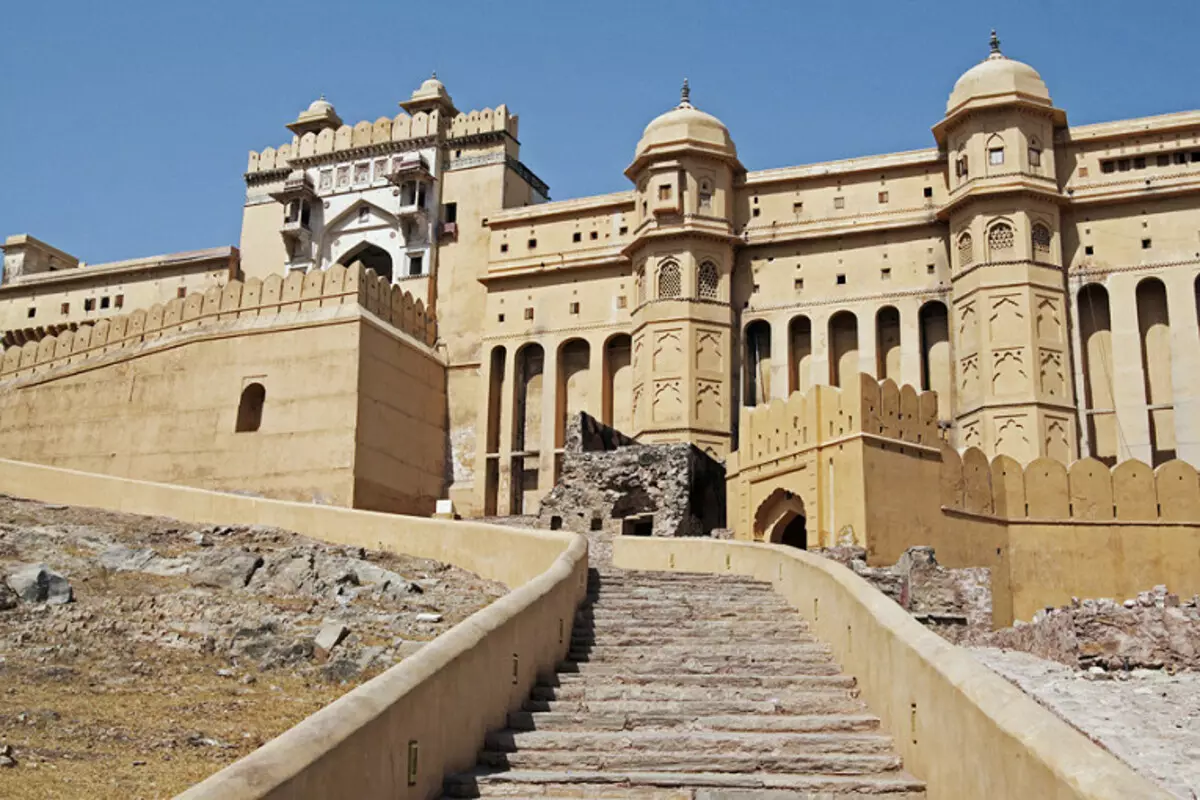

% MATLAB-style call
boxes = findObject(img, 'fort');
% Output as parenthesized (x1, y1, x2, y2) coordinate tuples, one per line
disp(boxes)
(1, 30, 1198, 799)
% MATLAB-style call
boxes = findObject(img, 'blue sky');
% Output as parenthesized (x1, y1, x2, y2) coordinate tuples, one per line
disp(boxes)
(1, 0, 1195, 264)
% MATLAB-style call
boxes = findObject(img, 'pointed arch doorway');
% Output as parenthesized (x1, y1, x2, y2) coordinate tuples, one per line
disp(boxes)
(339, 243, 393, 282)
(753, 487, 808, 549)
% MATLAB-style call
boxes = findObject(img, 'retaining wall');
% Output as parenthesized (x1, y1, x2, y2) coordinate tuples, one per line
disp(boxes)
(0, 458, 587, 799)
(612, 536, 1172, 800)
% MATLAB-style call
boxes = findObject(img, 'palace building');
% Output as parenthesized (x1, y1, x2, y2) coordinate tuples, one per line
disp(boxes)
(3, 32, 1200, 522)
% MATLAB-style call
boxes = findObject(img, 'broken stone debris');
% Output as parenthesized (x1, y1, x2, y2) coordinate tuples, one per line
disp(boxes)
(5, 563, 73, 605)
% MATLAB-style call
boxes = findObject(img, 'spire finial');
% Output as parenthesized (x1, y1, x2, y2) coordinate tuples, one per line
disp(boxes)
(431, 70, 437, 79)
(680, 78, 691, 107)
(989, 29, 1001, 55)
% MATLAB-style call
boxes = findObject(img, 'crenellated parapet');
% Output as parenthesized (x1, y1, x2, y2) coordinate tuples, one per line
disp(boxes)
(0, 263, 437, 382)
(941, 447, 1200, 522)
(246, 105, 518, 175)
(731, 374, 940, 474)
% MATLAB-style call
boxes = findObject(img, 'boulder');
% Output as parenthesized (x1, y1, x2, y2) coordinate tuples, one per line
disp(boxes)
(314, 622, 349, 656)
(99, 546, 191, 577)
(6, 563, 73, 605)
(0, 582, 17, 611)
(190, 548, 263, 589)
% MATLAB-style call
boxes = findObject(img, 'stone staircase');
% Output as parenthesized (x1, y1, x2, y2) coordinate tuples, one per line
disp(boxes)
(443, 569, 926, 799)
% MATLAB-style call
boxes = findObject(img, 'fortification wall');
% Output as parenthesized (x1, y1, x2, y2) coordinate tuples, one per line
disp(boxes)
(728, 376, 1200, 625)
(936, 448, 1200, 622)
(246, 105, 518, 174)
(0, 263, 446, 515)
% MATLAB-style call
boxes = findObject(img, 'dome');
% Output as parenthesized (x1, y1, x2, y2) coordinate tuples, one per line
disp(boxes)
(634, 80, 736, 161)
(306, 96, 335, 115)
(410, 72, 453, 104)
(947, 31, 1051, 114)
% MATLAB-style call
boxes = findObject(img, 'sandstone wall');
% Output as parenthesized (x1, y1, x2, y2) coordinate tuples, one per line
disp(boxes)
(0, 263, 447, 514)
(727, 376, 1200, 626)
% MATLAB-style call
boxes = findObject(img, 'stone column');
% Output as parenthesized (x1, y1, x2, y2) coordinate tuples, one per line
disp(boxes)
(1165, 270, 1200, 464)
(768, 313, 790, 400)
(808, 308, 830, 387)
(496, 344, 518, 515)
(539, 338, 560, 498)
(898, 297, 923, 389)
(856, 302, 877, 382)
(586, 333, 608, 421)
(1065, 283, 1092, 458)
(1106, 273, 1152, 463)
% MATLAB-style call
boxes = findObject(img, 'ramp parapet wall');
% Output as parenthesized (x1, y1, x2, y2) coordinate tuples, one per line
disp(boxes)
(248, 105, 518, 173)
(0, 458, 586, 799)
(612, 537, 1172, 800)
(731, 373, 939, 475)
(0, 262, 436, 382)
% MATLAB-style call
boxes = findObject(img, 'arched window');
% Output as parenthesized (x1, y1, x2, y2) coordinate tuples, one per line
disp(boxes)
(988, 222, 1014, 255)
(698, 178, 713, 213)
(235, 383, 265, 433)
(1028, 137, 1043, 169)
(657, 261, 681, 299)
(697, 261, 719, 299)
(1031, 223, 1052, 257)
(957, 231, 974, 267)
(987, 135, 1005, 167)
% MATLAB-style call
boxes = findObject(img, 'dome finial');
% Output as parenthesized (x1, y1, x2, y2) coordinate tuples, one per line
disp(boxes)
(431, 70, 437, 79)
(679, 78, 691, 108)
(989, 29, 1002, 55)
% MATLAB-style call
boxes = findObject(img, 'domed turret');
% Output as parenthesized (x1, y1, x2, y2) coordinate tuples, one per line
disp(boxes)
(946, 31, 1052, 115)
(400, 72, 459, 116)
(631, 80, 737, 169)
(287, 94, 343, 136)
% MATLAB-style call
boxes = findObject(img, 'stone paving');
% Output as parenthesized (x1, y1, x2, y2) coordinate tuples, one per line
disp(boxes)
(972, 647, 1200, 800)
(443, 569, 926, 799)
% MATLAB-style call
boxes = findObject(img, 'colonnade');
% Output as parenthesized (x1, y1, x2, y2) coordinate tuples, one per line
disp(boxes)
(1072, 268, 1200, 466)
(478, 329, 633, 515)
(741, 297, 953, 422)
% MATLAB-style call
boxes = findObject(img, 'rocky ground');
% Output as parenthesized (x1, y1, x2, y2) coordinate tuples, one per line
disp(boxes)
(0, 494, 506, 799)
(972, 648, 1200, 799)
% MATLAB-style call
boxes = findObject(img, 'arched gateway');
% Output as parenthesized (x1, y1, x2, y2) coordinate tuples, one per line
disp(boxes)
(753, 487, 808, 549)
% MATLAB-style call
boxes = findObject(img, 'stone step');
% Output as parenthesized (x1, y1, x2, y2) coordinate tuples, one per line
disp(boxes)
(570, 631, 821, 647)
(530, 685, 856, 705)
(542, 672, 857, 691)
(442, 768, 927, 798)
(506, 711, 882, 733)
(555, 660, 845, 677)
(485, 730, 898, 756)
(572, 622, 814, 637)
(477, 749, 903, 775)
(523, 695, 864, 716)
(577, 610, 795, 622)
(566, 643, 833, 660)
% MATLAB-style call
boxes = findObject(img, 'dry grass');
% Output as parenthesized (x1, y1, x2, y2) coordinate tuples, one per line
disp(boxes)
(0, 644, 353, 799)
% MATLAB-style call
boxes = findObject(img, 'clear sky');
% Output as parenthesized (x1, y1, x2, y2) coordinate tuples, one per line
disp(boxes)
(2, 0, 1196, 264)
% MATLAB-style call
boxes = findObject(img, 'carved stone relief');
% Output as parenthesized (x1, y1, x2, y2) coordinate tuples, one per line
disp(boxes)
(992, 348, 1028, 394)
(1035, 295, 1063, 343)
(1039, 349, 1066, 398)
(653, 379, 683, 422)
(995, 415, 1031, 461)
(988, 294, 1025, 342)
(696, 329, 722, 374)
(653, 329, 682, 372)
(696, 379, 723, 424)
(1044, 416, 1071, 462)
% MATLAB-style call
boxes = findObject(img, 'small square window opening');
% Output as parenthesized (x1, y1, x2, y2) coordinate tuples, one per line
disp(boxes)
(523, 307, 534, 320)
(1085, 245, 1095, 256)
(1142, 238, 1152, 249)
(881, 268, 891, 280)
(836, 274, 846, 285)
(572, 232, 581, 243)
(923, 186, 933, 198)
(834, 196, 845, 209)
(569, 302, 580, 314)
(100, 296, 110, 309)
(878, 191, 889, 204)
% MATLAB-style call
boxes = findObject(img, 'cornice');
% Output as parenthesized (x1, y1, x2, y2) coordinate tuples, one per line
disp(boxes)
(743, 148, 942, 187)
(741, 206, 942, 246)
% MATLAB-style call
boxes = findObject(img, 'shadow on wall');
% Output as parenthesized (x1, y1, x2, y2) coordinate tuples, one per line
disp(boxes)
(537, 412, 726, 539)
